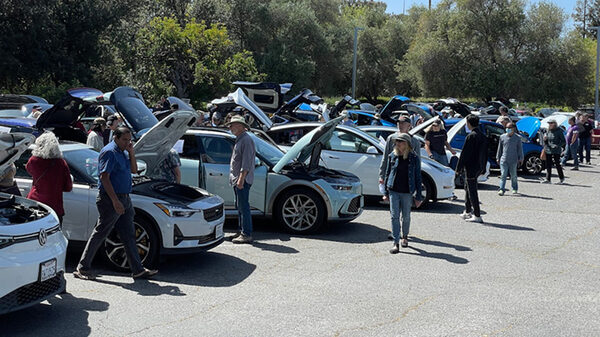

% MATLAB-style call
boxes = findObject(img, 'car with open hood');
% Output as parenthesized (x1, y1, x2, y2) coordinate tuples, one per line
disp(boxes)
(13, 87, 225, 271)
(266, 120, 456, 205)
(447, 117, 544, 175)
(0, 132, 68, 315)
(179, 116, 363, 234)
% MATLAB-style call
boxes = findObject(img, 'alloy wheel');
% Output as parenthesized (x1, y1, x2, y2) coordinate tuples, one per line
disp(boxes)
(526, 156, 543, 174)
(104, 222, 151, 269)
(281, 194, 318, 231)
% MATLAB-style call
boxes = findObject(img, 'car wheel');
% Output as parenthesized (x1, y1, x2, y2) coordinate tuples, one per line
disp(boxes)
(103, 215, 160, 271)
(274, 188, 326, 234)
(522, 153, 544, 175)
(419, 176, 435, 209)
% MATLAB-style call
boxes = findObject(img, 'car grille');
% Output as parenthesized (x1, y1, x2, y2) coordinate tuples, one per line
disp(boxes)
(198, 229, 217, 245)
(204, 204, 223, 222)
(347, 196, 361, 213)
(0, 272, 65, 314)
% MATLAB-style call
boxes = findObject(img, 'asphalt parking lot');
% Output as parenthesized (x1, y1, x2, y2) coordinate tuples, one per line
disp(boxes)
(3, 155, 600, 337)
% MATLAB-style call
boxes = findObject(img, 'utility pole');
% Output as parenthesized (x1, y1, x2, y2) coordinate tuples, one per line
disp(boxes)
(592, 27, 600, 121)
(429, 0, 431, 10)
(584, 0, 587, 38)
(352, 27, 364, 99)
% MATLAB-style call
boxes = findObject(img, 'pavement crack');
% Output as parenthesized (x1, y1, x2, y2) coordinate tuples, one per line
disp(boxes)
(537, 225, 600, 258)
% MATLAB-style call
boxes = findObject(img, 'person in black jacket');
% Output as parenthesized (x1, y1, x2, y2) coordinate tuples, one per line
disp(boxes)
(456, 115, 488, 223)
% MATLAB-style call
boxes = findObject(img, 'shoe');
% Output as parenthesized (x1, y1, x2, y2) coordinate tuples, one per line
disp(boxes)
(389, 244, 400, 254)
(498, 190, 504, 196)
(571, 167, 579, 171)
(73, 269, 96, 281)
(133, 268, 158, 279)
(511, 190, 518, 195)
(226, 232, 241, 241)
(460, 211, 472, 219)
(450, 195, 458, 201)
(465, 216, 484, 223)
(401, 238, 408, 248)
(541, 179, 551, 184)
(586, 162, 591, 165)
(556, 179, 565, 185)
(387, 233, 394, 241)
(232, 234, 253, 244)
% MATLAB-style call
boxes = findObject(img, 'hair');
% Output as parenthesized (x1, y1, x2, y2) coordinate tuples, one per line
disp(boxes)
(32, 132, 62, 159)
(569, 116, 576, 123)
(393, 139, 411, 160)
(113, 127, 131, 139)
(466, 114, 479, 128)
(506, 122, 516, 129)
(499, 106, 508, 114)
(425, 121, 445, 133)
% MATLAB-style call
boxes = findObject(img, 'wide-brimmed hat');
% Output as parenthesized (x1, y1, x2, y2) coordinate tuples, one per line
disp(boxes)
(394, 133, 412, 145)
(225, 115, 250, 129)
(93, 117, 106, 126)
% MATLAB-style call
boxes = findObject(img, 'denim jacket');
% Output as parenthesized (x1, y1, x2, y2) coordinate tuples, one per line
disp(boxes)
(384, 151, 424, 201)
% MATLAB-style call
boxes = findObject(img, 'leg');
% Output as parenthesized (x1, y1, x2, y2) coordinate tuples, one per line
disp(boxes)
(112, 195, 144, 274)
(561, 145, 570, 166)
(545, 155, 553, 181)
(509, 162, 519, 191)
(464, 175, 472, 214)
(553, 154, 564, 180)
(388, 191, 401, 244)
(584, 137, 592, 163)
(237, 182, 253, 236)
(77, 194, 121, 271)
(399, 193, 412, 239)
(466, 177, 481, 217)
(578, 140, 583, 161)
(499, 162, 508, 192)
(572, 141, 579, 168)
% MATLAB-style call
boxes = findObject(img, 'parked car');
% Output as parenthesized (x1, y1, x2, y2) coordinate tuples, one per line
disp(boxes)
(14, 87, 226, 270)
(537, 108, 560, 118)
(179, 117, 364, 234)
(0, 117, 41, 136)
(0, 94, 48, 110)
(0, 133, 68, 315)
(447, 117, 545, 174)
(265, 121, 456, 205)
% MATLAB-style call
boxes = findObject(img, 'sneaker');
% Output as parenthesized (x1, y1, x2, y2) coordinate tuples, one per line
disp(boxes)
(232, 234, 253, 244)
(511, 190, 518, 195)
(498, 190, 505, 196)
(541, 179, 551, 184)
(556, 179, 565, 185)
(132, 268, 158, 279)
(571, 167, 579, 171)
(389, 244, 400, 254)
(387, 233, 394, 241)
(465, 215, 484, 223)
(460, 211, 472, 219)
(401, 238, 409, 248)
(73, 269, 96, 281)
(226, 232, 241, 241)
(586, 161, 591, 165)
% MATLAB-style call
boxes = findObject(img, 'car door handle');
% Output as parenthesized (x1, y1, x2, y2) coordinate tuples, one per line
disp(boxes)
(208, 172, 223, 176)
(327, 155, 339, 159)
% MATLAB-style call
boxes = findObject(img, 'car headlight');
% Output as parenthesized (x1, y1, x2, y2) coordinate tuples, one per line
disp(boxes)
(0, 235, 13, 249)
(331, 184, 353, 191)
(154, 203, 198, 217)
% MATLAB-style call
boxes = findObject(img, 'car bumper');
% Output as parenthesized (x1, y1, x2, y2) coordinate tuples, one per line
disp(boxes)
(436, 171, 456, 200)
(315, 180, 363, 221)
(159, 213, 225, 251)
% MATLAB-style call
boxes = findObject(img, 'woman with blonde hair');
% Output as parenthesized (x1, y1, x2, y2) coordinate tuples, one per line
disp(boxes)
(383, 133, 424, 253)
(26, 132, 72, 223)
(424, 119, 455, 166)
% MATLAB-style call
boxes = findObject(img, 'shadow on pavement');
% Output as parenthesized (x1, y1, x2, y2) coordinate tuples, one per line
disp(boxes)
(1, 293, 109, 337)
(514, 193, 553, 200)
(409, 236, 472, 252)
(400, 246, 469, 264)
(484, 222, 535, 231)
(91, 278, 186, 297)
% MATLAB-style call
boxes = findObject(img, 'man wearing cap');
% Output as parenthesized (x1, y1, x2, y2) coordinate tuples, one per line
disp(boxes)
(226, 115, 256, 244)
(379, 115, 420, 187)
(495, 106, 510, 124)
(86, 117, 107, 151)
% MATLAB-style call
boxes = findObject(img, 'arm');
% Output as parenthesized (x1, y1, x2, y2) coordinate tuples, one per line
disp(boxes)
(424, 140, 432, 157)
(496, 137, 503, 163)
(378, 136, 393, 182)
(62, 159, 73, 192)
(414, 155, 424, 202)
(100, 172, 124, 215)
(236, 140, 254, 189)
(126, 142, 138, 174)
(445, 141, 455, 155)
(517, 138, 524, 163)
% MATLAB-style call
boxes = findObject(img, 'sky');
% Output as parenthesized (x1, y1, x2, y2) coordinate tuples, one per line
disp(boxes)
(383, 0, 579, 29)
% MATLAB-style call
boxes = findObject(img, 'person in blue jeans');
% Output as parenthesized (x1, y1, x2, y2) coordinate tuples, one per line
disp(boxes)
(424, 120, 456, 167)
(496, 123, 523, 195)
(383, 133, 424, 254)
(577, 113, 593, 165)
(561, 116, 579, 170)
(226, 115, 256, 244)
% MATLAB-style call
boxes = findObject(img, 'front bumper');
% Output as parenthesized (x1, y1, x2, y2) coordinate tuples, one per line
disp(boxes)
(436, 171, 456, 200)
(0, 272, 66, 315)
(315, 180, 364, 221)
(158, 211, 225, 251)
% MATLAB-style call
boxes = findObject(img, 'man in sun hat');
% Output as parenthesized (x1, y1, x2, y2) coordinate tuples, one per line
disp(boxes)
(225, 115, 256, 244)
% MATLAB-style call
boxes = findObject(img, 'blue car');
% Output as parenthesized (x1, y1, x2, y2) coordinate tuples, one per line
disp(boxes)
(0, 117, 42, 137)
(446, 117, 544, 175)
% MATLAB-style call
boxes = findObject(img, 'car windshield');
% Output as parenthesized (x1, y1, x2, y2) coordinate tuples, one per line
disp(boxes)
(248, 133, 284, 166)
(63, 148, 99, 181)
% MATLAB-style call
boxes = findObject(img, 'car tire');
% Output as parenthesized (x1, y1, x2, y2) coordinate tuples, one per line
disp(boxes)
(419, 176, 436, 209)
(274, 188, 326, 234)
(522, 153, 544, 175)
(103, 215, 160, 271)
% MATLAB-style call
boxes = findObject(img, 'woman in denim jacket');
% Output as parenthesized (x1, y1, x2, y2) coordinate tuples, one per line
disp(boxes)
(383, 133, 424, 253)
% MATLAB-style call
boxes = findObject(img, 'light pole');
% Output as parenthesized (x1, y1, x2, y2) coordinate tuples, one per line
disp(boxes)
(592, 27, 600, 121)
(352, 27, 364, 99)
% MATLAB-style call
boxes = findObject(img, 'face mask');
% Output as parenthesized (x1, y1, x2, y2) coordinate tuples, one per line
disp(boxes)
(506, 128, 514, 134)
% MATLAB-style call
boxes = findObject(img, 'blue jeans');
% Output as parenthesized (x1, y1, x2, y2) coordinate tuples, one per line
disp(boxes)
(578, 137, 591, 163)
(388, 191, 412, 244)
(562, 139, 579, 168)
(234, 182, 252, 236)
(499, 161, 518, 192)
(432, 152, 449, 167)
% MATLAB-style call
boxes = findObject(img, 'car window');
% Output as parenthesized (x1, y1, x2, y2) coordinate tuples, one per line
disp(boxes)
(180, 135, 201, 159)
(325, 130, 371, 153)
(268, 128, 310, 146)
(199, 136, 233, 164)
(485, 124, 505, 136)
(14, 150, 32, 178)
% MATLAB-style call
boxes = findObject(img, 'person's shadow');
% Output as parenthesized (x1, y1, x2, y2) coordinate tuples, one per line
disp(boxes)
(0, 293, 109, 337)
(400, 246, 469, 264)
(91, 277, 186, 296)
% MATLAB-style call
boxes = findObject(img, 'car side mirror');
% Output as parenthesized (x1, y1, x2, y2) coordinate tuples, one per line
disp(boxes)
(255, 157, 262, 167)
(366, 146, 379, 154)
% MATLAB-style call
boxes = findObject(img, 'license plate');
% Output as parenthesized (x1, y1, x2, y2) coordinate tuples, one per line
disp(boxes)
(39, 259, 57, 282)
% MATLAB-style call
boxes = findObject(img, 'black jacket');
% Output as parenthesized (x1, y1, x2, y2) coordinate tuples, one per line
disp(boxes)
(456, 127, 488, 178)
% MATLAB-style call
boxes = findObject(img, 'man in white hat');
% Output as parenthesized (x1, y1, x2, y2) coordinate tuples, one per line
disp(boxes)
(225, 115, 256, 244)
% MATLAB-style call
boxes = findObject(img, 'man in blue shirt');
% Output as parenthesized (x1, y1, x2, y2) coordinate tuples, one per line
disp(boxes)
(75, 127, 157, 280)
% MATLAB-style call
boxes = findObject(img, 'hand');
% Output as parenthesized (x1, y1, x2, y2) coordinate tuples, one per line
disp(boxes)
(414, 199, 423, 208)
(518, 160, 523, 167)
(450, 150, 456, 155)
(382, 195, 388, 201)
(378, 178, 384, 184)
(112, 199, 125, 215)
(236, 180, 244, 190)
(125, 141, 134, 154)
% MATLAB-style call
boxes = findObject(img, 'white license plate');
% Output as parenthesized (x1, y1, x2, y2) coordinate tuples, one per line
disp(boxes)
(39, 259, 57, 282)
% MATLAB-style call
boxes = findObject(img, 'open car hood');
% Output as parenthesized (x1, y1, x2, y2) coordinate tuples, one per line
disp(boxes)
(36, 88, 103, 129)
(515, 117, 540, 140)
(0, 132, 35, 175)
(540, 115, 569, 131)
(409, 116, 441, 136)
(211, 88, 273, 130)
(447, 118, 467, 142)
(380, 95, 411, 122)
(273, 115, 344, 173)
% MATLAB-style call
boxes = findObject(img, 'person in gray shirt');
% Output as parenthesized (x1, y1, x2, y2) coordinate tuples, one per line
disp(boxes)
(496, 122, 523, 195)
(226, 115, 256, 244)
